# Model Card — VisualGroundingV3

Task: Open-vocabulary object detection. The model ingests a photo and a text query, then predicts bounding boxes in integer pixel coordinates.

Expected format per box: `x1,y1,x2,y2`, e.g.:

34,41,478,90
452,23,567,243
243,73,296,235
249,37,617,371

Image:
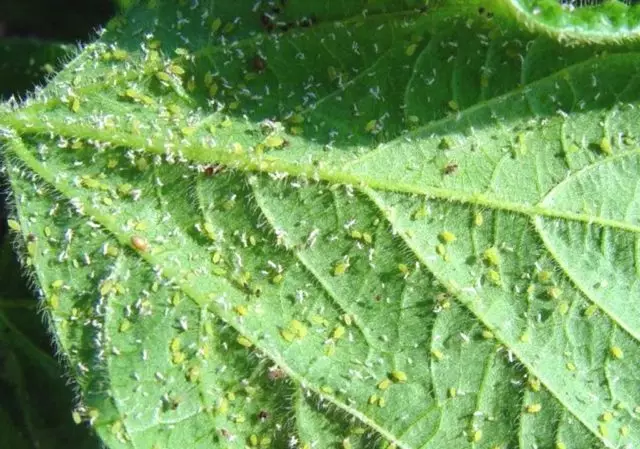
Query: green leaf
2,1,640,448
507,0,640,42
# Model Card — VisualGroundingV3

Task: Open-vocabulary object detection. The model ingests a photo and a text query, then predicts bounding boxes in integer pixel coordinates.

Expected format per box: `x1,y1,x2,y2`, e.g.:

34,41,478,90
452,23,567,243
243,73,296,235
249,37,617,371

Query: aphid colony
4,0,638,447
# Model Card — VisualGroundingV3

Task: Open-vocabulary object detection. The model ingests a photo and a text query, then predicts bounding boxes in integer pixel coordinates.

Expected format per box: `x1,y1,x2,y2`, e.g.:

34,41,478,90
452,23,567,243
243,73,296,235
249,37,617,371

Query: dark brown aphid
443,162,458,175
204,164,225,176
258,410,270,421
252,55,267,72
300,14,317,28
219,428,233,440
162,394,182,412
267,366,286,381
131,235,148,252
260,12,274,32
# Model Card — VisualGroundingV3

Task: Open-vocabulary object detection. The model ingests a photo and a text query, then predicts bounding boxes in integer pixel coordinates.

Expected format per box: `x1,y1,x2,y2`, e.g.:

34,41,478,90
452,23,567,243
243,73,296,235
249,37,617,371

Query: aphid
443,162,458,175
566,362,576,371
546,286,562,299
321,385,334,394
219,428,233,440
131,235,148,252
260,12,275,32
584,304,598,318
267,366,286,381
252,55,266,72
162,394,182,411
439,231,456,244
526,403,542,414
390,370,407,383
474,212,483,227
610,346,624,360
187,365,201,383
377,378,391,390
481,330,494,340
300,15,317,28
599,423,609,437
599,136,613,155
483,247,500,266
237,335,253,348
469,430,482,443
600,411,613,422
258,410,270,421
264,135,284,148
333,260,349,276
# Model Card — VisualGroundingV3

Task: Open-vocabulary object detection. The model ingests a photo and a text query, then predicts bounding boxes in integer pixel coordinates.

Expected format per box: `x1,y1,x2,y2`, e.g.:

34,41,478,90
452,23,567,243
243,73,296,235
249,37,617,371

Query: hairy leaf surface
1,1,640,448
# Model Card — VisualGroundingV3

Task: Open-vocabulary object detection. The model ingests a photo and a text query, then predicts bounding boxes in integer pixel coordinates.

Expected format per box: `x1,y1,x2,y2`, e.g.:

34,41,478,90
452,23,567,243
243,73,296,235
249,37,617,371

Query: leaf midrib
2,113,639,236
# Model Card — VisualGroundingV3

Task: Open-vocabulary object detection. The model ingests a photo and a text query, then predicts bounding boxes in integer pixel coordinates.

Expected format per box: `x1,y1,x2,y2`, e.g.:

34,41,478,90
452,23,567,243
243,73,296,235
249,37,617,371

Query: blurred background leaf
0,0,117,447
0,39,74,101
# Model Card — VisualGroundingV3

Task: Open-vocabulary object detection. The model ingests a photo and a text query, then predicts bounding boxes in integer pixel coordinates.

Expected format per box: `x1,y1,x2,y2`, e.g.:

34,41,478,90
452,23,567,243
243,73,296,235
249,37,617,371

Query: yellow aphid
332,325,345,340
584,304,598,318
470,430,482,443
333,261,349,276
439,231,456,244
234,305,248,316
600,411,613,422
526,403,542,414
599,137,612,155
474,212,484,227
7,219,21,232
610,346,624,359
527,377,541,392
483,247,500,266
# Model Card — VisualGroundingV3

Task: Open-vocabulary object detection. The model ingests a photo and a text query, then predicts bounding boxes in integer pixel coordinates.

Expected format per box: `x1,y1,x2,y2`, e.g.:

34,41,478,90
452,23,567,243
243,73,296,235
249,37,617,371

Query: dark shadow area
0,1,116,448
0,0,115,41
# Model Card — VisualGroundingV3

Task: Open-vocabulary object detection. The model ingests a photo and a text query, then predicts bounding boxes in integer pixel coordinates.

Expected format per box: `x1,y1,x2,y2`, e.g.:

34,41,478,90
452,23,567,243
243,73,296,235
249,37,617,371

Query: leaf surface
2,1,640,448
